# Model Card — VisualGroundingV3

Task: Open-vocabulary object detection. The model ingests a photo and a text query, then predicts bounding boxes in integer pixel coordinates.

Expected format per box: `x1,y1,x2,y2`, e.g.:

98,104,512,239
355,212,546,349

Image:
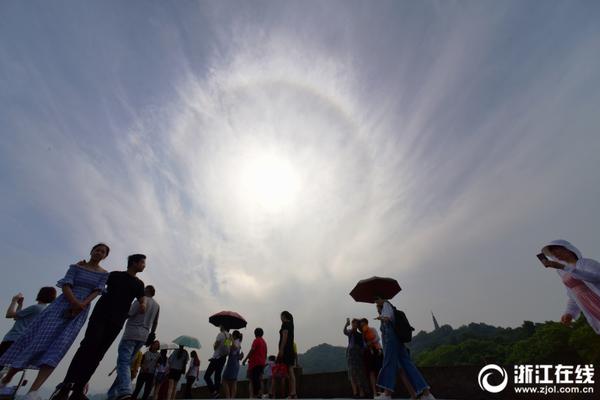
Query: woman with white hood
540,240,600,334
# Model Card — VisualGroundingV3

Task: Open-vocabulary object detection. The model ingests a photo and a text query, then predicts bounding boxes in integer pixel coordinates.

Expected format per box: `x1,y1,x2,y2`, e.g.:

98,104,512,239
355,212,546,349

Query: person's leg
107,339,136,399
287,366,296,397
28,365,55,392
121,341,145,397
222,380,230,399
0,341,14,359
61,316,107,392
231,380,237,399
0,367,23,385
166,379,173,400
78,321,123,395
398,368,416,399
204,360,217,393
152,378,161,400
186,376,195,398
140,374,154,400
250,367,259,398
350,378,358,397
397,345,429,397
248,377,254,399
132,373,146,399
213,357,226,394
369,372,377,396
376,325,399,397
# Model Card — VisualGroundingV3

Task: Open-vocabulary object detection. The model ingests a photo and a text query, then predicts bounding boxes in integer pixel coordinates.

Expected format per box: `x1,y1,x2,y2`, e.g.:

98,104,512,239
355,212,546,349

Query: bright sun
237,150,301,213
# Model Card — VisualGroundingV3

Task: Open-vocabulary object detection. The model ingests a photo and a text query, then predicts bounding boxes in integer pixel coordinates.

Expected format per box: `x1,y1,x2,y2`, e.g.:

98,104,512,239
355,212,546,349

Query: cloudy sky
1,0,600,393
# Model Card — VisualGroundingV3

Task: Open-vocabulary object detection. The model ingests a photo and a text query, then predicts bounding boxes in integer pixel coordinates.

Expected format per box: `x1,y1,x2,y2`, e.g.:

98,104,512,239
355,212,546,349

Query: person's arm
561,290,581,326
5,294,23,318
377,302,393,322
343,319,350,336
563,259,600,283
151,307,160,334
62,285,85,313
81,290,101,309
213,333,223,351
242,344,254,365
58,267,82,309
138,296,146,314
128,300,140,318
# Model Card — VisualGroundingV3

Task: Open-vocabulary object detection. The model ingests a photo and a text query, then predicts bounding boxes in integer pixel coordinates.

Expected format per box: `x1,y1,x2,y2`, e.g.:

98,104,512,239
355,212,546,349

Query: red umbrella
349,276,401,303
209,311,247,329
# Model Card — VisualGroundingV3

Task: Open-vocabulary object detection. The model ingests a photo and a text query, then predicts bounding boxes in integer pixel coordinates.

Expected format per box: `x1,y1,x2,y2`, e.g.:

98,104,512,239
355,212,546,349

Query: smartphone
536,253,548,264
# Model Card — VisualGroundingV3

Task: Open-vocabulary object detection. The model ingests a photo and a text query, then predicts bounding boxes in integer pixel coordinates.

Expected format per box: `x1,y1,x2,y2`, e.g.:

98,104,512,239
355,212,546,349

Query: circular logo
478,364,508,393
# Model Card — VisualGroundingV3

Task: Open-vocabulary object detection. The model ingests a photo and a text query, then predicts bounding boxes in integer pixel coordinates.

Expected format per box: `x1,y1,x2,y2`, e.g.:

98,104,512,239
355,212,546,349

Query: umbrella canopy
172,335,201,349
209,311,247,329
159,342,179,350
349,276,401,303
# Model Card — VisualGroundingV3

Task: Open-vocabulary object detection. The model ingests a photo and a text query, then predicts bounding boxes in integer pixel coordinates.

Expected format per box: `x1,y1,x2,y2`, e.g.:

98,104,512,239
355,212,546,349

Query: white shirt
558,257,600,334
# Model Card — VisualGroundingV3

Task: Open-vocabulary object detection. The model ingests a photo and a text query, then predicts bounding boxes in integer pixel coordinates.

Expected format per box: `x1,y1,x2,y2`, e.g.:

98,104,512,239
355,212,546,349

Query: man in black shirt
51,254,147,400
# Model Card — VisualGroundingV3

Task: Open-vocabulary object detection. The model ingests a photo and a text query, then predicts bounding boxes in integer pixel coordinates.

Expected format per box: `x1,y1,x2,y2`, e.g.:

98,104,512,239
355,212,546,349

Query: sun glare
237,151,301,213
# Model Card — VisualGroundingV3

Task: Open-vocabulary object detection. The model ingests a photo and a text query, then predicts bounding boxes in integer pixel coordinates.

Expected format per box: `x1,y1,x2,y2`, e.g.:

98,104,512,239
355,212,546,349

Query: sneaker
374,394,391,400
48,385,71,400
420,394,436,400
67,391,89,400
23,391,42,400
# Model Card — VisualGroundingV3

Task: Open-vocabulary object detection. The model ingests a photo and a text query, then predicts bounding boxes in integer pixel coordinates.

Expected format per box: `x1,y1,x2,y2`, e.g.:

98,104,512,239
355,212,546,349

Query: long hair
190,350,200,366
158,350,168,365
281,310,294,323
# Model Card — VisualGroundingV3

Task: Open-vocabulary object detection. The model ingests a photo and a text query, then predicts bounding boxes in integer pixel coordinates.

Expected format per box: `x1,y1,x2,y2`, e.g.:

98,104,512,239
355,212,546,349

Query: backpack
388,302,415,343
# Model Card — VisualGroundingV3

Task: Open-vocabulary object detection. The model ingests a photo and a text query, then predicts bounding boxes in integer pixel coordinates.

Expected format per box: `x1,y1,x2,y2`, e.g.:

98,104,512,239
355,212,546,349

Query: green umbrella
172,335,201,349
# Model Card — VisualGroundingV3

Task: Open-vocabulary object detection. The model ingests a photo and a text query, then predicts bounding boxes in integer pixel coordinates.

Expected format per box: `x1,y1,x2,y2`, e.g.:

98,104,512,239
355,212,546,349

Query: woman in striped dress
0,243,110,400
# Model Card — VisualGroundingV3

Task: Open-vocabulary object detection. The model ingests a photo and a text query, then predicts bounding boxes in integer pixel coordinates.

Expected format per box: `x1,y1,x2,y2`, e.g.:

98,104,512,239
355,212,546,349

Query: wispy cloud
1,0,599,392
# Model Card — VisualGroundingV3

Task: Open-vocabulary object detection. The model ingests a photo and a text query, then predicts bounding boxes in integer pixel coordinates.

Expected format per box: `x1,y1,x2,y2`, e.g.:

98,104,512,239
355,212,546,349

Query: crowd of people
1,239,598,400
0,243,299,400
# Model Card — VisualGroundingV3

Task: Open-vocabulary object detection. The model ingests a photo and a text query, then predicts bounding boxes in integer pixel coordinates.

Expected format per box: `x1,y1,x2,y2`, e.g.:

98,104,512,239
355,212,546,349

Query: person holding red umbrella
350,277,435,400
374,297,435,400
203,325,231,398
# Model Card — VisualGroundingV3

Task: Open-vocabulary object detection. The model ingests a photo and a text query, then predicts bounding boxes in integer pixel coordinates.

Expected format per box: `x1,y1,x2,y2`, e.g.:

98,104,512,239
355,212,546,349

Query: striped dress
0,265,108,369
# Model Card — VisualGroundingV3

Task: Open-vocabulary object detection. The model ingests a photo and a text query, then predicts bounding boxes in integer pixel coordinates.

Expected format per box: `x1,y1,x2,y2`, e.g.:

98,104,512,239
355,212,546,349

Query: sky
1,0,600,394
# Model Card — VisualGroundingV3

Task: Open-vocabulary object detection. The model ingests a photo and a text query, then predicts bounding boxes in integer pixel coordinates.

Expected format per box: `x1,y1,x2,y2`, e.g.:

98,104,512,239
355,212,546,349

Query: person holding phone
1,288,57,358
538,240,600,334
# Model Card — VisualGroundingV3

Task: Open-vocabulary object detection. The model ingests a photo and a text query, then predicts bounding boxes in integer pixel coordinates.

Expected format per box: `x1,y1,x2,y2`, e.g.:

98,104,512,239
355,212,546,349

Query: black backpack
388,302,415,343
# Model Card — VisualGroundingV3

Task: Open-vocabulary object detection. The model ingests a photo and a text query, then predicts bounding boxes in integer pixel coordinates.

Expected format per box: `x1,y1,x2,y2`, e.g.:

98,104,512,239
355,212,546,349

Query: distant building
431,311,440,331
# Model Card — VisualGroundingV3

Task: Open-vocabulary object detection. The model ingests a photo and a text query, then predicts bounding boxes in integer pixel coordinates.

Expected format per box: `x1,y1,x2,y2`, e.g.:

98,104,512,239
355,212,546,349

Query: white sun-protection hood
542,239,583,260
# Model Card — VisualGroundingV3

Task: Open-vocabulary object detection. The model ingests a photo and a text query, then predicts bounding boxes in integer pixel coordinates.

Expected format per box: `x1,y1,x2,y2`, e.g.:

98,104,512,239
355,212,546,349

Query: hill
298,343,346,374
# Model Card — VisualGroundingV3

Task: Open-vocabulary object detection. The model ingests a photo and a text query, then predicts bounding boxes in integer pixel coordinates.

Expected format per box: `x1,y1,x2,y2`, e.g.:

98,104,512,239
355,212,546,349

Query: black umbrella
349,276,401,303
209,311,247,329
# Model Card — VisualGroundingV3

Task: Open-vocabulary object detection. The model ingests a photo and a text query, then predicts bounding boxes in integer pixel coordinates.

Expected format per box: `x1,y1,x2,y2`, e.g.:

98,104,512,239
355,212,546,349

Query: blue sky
1,0,600,393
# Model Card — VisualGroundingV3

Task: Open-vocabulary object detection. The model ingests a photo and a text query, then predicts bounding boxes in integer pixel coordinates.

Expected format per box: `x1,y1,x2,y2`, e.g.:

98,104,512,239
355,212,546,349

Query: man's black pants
203,357,226,393
62,314,124,393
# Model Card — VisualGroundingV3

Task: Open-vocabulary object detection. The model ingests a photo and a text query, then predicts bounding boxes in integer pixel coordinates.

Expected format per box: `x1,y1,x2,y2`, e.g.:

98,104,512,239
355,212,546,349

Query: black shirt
279,321,295,357
92,271,144,323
